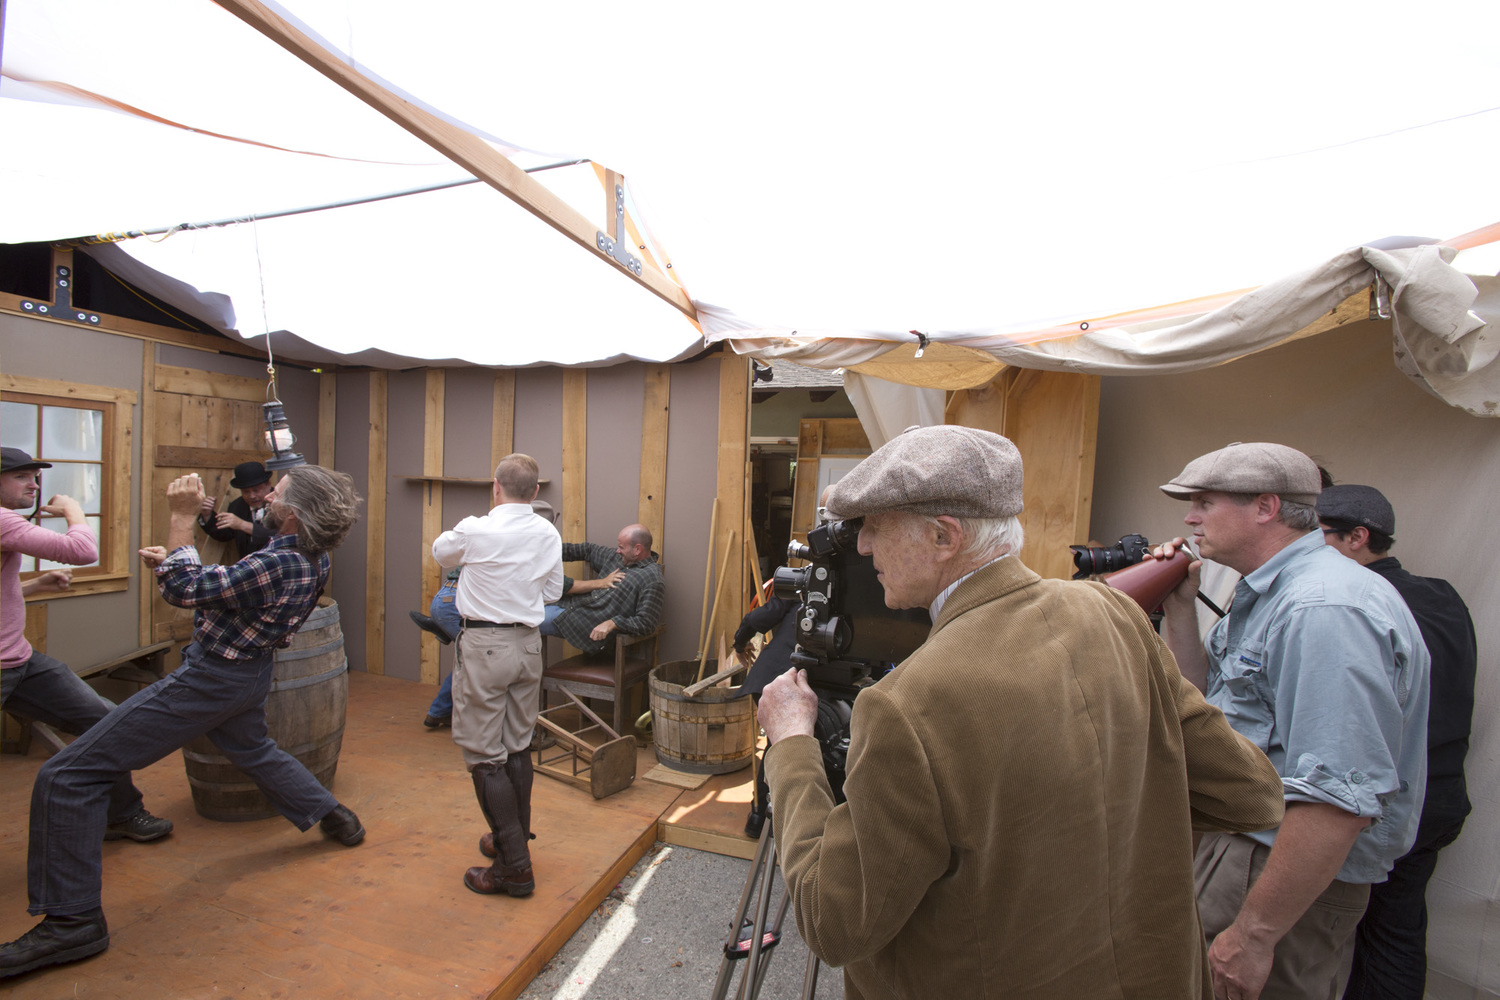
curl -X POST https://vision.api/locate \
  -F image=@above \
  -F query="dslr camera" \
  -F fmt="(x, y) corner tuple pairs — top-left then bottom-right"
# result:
(1069, 532), (1151, 579)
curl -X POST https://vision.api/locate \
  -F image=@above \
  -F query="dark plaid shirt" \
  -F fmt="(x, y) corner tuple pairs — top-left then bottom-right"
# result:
(156, 534), (329, 660)
(553, 543), (664, 654)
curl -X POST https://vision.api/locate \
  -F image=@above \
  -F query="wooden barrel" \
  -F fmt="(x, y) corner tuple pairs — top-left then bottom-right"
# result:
(181, 598), (348, 821)
(649, 659), (755, 775)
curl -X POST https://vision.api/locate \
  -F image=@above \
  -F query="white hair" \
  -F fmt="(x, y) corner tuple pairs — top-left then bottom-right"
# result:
(916, 514), (1024, 562)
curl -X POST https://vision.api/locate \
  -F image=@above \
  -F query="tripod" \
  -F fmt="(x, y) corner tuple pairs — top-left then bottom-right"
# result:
(709, 823), (823, 1000)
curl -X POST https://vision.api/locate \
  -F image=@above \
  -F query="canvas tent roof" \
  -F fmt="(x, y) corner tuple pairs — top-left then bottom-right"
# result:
(3, 0), (1500, 408)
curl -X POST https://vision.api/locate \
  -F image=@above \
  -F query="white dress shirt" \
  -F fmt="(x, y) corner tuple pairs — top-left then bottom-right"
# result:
(431, 503), (564, 626)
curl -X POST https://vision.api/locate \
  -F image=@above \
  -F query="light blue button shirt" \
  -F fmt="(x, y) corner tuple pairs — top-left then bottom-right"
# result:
(1204, 530), (1430, 883)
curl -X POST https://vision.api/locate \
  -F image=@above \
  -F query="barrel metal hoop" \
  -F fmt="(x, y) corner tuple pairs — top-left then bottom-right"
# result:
(268, 658), (348, 692)
(276, 636), (345, 661)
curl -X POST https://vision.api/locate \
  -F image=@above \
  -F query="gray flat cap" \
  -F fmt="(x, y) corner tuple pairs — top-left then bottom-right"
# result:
(825, 425), (1023, 520)
(1316, 484), (1395, 535)
(1161, 442), (1321, 505)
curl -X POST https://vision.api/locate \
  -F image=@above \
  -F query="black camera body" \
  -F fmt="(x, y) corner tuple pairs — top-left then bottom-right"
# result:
(1069, 532), (1151, 579)
(772, 516), (931, 699)
(771, 514), (930, 801)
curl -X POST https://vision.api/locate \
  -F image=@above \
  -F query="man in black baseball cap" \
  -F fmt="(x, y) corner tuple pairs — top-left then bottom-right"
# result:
(197, 461), (274, 560)
(1318, 484), (1477, 1000)
(0, 448), (173, 863)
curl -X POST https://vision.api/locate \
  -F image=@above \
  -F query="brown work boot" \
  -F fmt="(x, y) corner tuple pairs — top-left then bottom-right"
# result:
(463, 863), (535, 897)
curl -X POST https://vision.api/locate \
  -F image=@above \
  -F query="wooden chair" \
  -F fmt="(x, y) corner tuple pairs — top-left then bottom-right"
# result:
(541, 624), (665, 737)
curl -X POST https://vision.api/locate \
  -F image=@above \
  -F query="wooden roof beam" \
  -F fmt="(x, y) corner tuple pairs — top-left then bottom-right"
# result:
(215, 0), (697, 322)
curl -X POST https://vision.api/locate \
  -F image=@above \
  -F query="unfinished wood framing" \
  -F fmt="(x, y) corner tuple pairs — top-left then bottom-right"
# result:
(560, 369), (588, 553)
(491, 370), (516, 468)
(710, 356), (751, 655)
(318, 372), (337, 467)
(138, 347), (156, 645)
(946, 369), (1101, 580)
(789, 417), (871, 548)
(366, 371), (388, 676)
(154, 365), (269, 402)
(637, 365), (670, 555)
(147, 365), (267, 640)
(0, 249), (270, 365)
(419, 370), (445, 686)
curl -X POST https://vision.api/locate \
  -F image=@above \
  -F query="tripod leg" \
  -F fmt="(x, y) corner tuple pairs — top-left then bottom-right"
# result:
(800, 947), (821, 1000)
(737, 827), (781, 1000)
(750, 890), (794, 998)
(711, 824), (775, 1000)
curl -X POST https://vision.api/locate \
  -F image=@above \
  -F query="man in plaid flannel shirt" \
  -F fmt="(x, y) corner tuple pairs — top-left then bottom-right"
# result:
(541, 525), (664, 654)
(1, 465), (364, 980)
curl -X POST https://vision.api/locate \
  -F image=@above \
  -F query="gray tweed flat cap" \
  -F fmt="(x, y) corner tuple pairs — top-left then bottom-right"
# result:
(1161, 442), (1321, 505)
(825, 425), (1023, 520)
(1316, 484), (1395, 535)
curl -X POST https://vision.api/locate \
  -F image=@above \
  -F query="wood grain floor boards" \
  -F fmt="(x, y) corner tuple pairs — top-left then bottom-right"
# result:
(0, 671), (691, 999)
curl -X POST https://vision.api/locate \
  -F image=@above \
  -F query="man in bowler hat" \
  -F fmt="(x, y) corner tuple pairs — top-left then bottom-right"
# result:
(198, 461), (275, 560)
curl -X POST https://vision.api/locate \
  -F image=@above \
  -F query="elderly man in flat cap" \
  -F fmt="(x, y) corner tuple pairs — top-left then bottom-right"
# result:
(1151, 444), (1430, 1000)
(757, 425), (1284, 1000)
(1317, 484), (1476, 1000)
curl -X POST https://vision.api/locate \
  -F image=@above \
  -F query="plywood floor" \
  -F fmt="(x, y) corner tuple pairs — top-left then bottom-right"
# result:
(0, 671), (759, 999)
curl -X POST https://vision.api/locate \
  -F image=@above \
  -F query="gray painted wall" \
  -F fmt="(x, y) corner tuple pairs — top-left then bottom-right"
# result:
(324, 357), (728, 689)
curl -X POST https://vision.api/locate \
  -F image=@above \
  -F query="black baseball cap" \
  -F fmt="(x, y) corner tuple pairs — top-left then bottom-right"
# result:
(0, 448), (52, 474)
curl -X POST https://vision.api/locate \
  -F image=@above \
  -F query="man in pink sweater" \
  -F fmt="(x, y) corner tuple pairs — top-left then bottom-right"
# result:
(0, 448), (172, 844)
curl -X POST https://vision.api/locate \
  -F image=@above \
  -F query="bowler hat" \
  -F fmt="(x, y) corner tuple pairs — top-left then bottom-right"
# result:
(229, 461), (271, 489)
(0, 447), (52, 474)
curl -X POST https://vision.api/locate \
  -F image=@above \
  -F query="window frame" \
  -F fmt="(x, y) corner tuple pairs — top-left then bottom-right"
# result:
(1, 374), (135, 599)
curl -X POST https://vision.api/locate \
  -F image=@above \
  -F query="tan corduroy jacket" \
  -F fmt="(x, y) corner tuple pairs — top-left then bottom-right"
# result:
(765, 557), (1284, 1000)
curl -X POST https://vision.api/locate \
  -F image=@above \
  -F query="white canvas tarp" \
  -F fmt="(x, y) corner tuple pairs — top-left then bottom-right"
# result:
(4, 0), (1500, 399)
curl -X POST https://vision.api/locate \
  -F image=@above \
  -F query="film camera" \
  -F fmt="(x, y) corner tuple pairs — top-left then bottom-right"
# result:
(1069, 532), (1151, 579)
(772, 513), (930, 800)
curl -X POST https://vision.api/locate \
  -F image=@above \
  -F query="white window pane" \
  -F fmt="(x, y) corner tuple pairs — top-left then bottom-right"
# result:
(39, 465), (102, 511)
(41, 407), (103, 461)
(19, 554), (36, 573)
(37, 516), (101, 571)
(1, 402), (39, 451)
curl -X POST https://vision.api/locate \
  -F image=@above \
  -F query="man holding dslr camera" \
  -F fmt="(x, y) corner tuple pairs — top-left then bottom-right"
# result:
(758, 425), (1284, 999)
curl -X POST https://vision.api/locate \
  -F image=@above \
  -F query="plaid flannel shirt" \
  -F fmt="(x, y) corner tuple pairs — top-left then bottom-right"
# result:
(552, 542), (664, 654)
(155, 533), (329, 660)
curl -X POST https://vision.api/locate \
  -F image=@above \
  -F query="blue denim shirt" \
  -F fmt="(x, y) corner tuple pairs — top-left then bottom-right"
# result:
(1204, 530), (1429, 883)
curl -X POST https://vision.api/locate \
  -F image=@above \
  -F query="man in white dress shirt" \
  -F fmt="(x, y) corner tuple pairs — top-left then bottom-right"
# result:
(432, 453), (563, 898)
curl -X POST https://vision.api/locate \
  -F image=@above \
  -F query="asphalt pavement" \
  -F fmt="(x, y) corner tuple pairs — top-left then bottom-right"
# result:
(517, 842), (844, 1000)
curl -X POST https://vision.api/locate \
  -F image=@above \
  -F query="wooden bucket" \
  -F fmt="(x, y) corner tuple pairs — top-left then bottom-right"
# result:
(649, 659), (755, 775)
(181, 598), (348, 821)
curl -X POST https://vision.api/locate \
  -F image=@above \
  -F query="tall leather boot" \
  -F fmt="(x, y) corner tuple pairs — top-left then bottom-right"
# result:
(479, 754), (537, 859)
(472, 766), (501, 858)
(464, 763), (534, 897)
(505, 752), (535, 841)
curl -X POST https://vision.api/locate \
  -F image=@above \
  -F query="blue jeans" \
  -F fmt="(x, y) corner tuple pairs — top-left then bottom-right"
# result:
(1, 652), (145, 825)
(27, 642), (339, 916)
(425, 582), (464, 717)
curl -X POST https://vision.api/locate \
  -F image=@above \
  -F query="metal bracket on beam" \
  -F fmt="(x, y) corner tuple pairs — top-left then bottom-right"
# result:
(596, 184), (643, 276)
(18, 265), (102, 326)
(1371, 276), (1393, 321)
